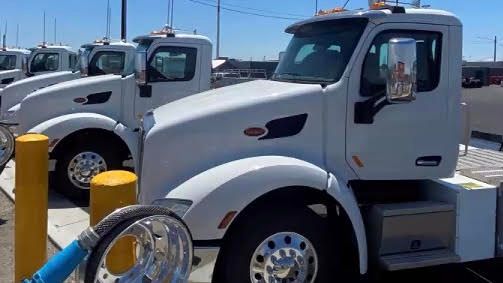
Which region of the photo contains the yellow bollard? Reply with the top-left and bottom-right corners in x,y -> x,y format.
90,170 -> 137,274
14,134 -> 49,282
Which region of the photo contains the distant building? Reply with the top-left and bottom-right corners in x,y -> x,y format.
462,61 -> 503,85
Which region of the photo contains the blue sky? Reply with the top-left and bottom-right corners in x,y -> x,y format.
2,0 -> 503,61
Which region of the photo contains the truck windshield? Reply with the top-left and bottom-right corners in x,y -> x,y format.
0,55 -> 16,70
273,18 -> 368,84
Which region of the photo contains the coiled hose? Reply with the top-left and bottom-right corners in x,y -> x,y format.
23,205 -> 193,283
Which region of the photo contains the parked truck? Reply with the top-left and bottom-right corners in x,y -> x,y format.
15,27 -> 212,200
136,5 -> 502,283
0,40 -> 135,124
0,47 -> 31,88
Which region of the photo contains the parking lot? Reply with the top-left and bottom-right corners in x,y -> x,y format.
0,176 -> 501,282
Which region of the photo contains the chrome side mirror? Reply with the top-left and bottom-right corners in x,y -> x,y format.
22,56 -> 30,75
135,51 -> 148,85
386,38 -> 417,103
79,51 -> 90,77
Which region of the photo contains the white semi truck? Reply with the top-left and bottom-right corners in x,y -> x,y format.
136,5 -> 502,283
0,40 -> 135,123
0,47 -> 31,88
15,27 -> 212,200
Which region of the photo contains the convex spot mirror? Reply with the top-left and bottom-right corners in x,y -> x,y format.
386,38 -> 417,103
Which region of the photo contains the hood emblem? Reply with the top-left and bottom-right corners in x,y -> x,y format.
244,127 -> 266,137
73,97 -> 87,103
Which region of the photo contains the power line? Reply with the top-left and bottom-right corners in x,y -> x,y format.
218,0 -> 309,18
188,0 -> 306,21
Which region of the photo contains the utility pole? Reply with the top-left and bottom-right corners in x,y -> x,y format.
216,0 -> 221,58
315,0 -> 318,15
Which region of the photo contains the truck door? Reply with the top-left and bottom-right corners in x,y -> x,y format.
134,43 -> 201,118
345,23 -> 458,180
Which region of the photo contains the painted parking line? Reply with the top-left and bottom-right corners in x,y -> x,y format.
0,160 -> 88,249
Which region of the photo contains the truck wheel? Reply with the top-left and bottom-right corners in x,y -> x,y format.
53,143 -> 125,202
216,206 -> 339,283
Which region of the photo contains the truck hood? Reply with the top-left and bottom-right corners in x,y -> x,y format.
0,71 -> 79,116
141,79 -> 326,204
18,74 -> 124,133
151,80 -> 320,128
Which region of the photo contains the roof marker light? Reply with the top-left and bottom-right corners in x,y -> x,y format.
316,7 -> 347,16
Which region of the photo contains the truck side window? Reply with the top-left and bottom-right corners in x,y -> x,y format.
30,53 -> 60,72
69,54 -> 77,69
360,30 -> 442,96
88,51 -> 125,76
148,47 -> 197,82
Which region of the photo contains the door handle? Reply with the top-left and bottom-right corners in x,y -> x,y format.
416,156 -> 442,167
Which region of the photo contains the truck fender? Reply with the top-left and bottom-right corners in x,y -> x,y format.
162,156 -> 368,274
28,113 -> 138,162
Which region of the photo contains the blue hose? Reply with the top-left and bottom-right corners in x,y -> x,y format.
23,240 -> 88,283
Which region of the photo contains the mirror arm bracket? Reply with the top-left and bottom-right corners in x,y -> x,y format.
354,94 -> 390,124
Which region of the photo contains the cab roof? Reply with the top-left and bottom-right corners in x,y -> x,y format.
81,40 -> 135,49
0,48 -> 31,55
133,33 -> 211,46
30,44 -> 75,53
286,8 -> 461,33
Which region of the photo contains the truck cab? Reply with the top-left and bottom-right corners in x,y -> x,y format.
0,48 -> 31,88
16,27 -> 212,200
0,40 -> 135,123
138,5 -> 472,283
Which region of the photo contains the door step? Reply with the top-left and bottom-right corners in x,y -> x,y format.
380,249 -> 460,271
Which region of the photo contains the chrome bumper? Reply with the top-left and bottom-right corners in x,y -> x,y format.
189,246 -> 220,283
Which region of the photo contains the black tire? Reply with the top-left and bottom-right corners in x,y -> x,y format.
84,215 -> 145,283
215,205 -> 342,283
52,141 -> 126,203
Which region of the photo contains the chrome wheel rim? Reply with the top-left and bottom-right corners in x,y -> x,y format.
67,151 -> 107,189
0,125 -> 14,168
92,215 -> 193,283
250,232 -> 318,283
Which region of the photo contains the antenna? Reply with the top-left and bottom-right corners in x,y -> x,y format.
167,0 -> 172,26
105,0 -> 110,39
342,0 -> 351,9
2,21 -> 6,50
43,11 -> 46,45
54,18 -> 57,44
170,0 -> 174,28
16,24 -> 19,48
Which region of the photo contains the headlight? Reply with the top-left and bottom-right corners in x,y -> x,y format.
142,109 -> 156,135
152,198 -> 193,218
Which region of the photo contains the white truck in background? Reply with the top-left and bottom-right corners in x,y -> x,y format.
0,48 -> 31,88
15,27 -> 212,200
0,40 -> 135,123
0,44 -> 78,118
137,5 -> 502,283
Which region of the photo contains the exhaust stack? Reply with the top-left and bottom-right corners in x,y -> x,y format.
121,0 -> 127,41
